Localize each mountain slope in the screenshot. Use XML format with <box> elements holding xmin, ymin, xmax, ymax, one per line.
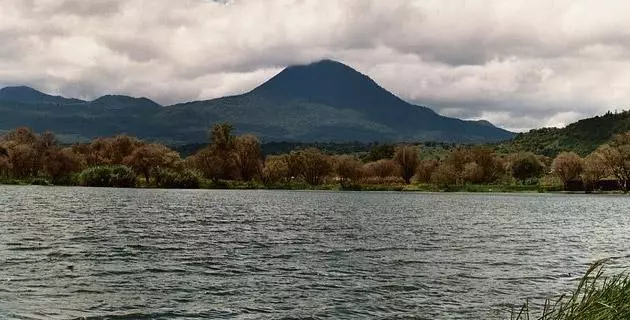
<box><xmin>495</xmin><ymin>110</ymin><xmax>630</xmax><ymax>156</ymax></box>
<box><xmin>0</xmin><ymin>86</ymin><xmax>84</xmax><ymax>105</ymax></box>
<box><xmin>167</xmin><ymin>60</ymin><xmax>514</xmax><ymax>143</ymax></box>
<box><xmin>0</xmin><ymin>60</ymin><xmax>515</xmax><ymax>144</ymax></box>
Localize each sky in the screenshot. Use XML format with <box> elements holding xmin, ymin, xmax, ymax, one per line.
<box><xmin>1</xmin><ymin>0</ymin><xmax>630</xmax><ymax>132</ymax></box>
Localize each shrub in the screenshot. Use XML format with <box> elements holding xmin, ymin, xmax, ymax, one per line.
<box><xmin>78</xmin><ymin>165</ymin><xmax>136</xmax><ymax>188</ymax></box>
<box><xmin>154</xmin><ymin>168</ymin><xmax>201</xmax><ymax>189</ymax></box>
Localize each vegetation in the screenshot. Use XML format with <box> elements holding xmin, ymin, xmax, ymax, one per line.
<box><xmin>511</xmin><ymin>259</ymin><xmax>630</xmax><ymax>320</ymax></box>
<box><xmin>497</xmin><ymin>110</ymin><xmax>630</xmax><ymax>157</ymax></box>
<box><xmin>2</xmin><ymin>123</ymin><xmax>630</xmax><ymax>192</ymax></box>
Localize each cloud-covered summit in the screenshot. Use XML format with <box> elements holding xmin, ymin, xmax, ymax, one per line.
<box><xmin>2</xmin><ymin>0</ymin><xmax>629</xmax><ymax>131</ymax></box>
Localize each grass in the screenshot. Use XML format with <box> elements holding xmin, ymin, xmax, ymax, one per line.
<box><xmin>511</xmin><ymin>259</ymin><xmax>630</xmax><ymax>320</ymax></box>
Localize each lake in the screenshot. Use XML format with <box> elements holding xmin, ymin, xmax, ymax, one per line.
<box><xmin>1</xmin><ymin>186</ymin><xmax>629</xmax><ymax>319</ymax></box>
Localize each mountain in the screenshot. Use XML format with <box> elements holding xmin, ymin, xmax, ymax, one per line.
<box><xmin>0</xmin><ymin>60</ymin><xmax>514</xmax><ymax>144</ymax></box>
<box><xmin>495</xmin><ymin>110</ymin><xmax>630</xmax><ymax>156</ymax></box>
<box><xmin>0</xmin><ymin>86</ymin><xmax>84</xmax><ymax>105</ymax></box>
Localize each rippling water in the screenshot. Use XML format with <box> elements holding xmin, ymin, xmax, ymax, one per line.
<box><xmin>1</xmin><ymin>186</ymin><xmax>630</xmax><ymax>319</ymax></box>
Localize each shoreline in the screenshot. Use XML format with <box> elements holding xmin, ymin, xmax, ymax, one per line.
<box><xmin>2</xmin><ymin>179</ymin><xmax>626</xmax><ymax>194</ymax></box>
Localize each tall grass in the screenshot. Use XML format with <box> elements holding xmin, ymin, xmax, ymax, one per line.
<box><xmin>511</xmin><ymin>259</ymin><xmax>630</xmax><ymax>320</ymax></box>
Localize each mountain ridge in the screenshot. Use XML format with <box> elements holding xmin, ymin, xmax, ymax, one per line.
<box><xmin>0</xmin><ymin>59</ymin><xmax>514</xmax><ymax>144</ymax></box>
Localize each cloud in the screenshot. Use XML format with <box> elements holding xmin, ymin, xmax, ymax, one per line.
<box><xmin>1</xmin><ymin>0</ymin><xmax>630</xmax><ymax>131</ymax></box>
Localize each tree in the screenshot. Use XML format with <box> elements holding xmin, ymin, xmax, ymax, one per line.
<box><xmin>364</xmin><ymin>143</ymin><xmax>395</xmax><ymax>162</ymax></box>
<box><xmin>43</xmin><ymin>148</ymin><xmax>83</xmax><ymax>182</ymax></box>
<box><xmin>551</xmin><ymin>152</ymin><xmax>583</xmax><ymax>190</ymax></box>
<box><xmin>581</xmin><ymin>152</ymin><xmax>609</xmax><ymax>192</ymax></box>
<box><xmin>431</xmin><ymin>164</ymin><xmax>458</xmax><ymax>187</ymax></box>
<box><xmin>262</xmin><ymin>155</ymin><xmax>289</xmax><ymax>185</ymax></box>
<box><xmin>466</xmin><ymin>146</ymin><xmax>504</xmax><ymax>183</ymax></box>
<box><xmin>333</xmin><ymin>155</ymin><xmax>363</xmax><ymax>186</ymax></box>
<box><xmin>287</xmin><ymin>148</ymin><xmax>332</xmax><ymax>185</ymax></box>
<box><xmin>234</xmin><ymin>134</ymin><xmax>262</xmax><ymax>181</ymax></box>
<box><xmin>442</xmin><ymin>148</ymin><xmax>469</xmax><ymax>185</ymax></box>
<box><xmin>208</xmin><ymin>123</ymin><xmax>238</xmax><ymax>180</ymax></box>
<box><xmin>363</xmin><ymin>159</ymin><xmax>399</xmax><ymax>180</ymax></box>
<box><xmin>7</xmin><ymin>144</ymin><xmax>39</xmax><ymax>178</ymax></box>
<box><xmin>415</xmin><ymin>159</ymin><xmax>439</xmax><ymax>183</ymax></box>
<box><xmin>3</xmin><ymin>127</ymin><xmax>37</xmax><ymax>145</ymax></box>
<box><xmin>86</xmin><ymin>138</ymin><xmax>114</xmax><ymax>166</ymax></box>
<box><xmin>124</xmin><ymin>143</ymin><xmax>181</xmax><ymax>183</ymax></box>
<box><xmin>394</xmin><ymin>145</ymin><xmax>420</xmax><ymax>184</ymax></box>
<box><xmin>509</xmin><ymin>152</ymin><xmax>545</xmax><ymax>183</ymax></box>
<box><xmin>462</xmin><ymin>162</ymin><xmax>485</xmax><ymax>184</ymax></box>
<box><xmin>108</xmin><ymin>135</ymin><xmax>141</xmax><ymax>164</ymax></box>
<box><xmin>186</xmin><ymin>147</ymin><xmax>223</xmax><ymax>182</ymax></box>
<box><xmin>595</xmin><ymin>132</ymin><xmax>630</xmax><ymax>191</ymax></box>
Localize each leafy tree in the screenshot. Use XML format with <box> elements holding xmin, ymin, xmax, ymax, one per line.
<box><xmin>124</xmin><ymin>143</ymin><xmax>181</xmax><ymax>183</ymax></box>
<box><xmin>509</xmin><ymin>152</ymin><xmax>545</xmax><ymax>183</ymax></box>
<box><xmin>286</xmin><ymin>148</ymin><xmax>332</xmax><ymax>185</ymax></box>
<box><xmin>363</xmin><ymin>159</ymin><xmax>399</xmax><ymax>180</ymax></box>
<box><xmin>462</xmin><ymin>162</ymin><xmax>485</xmax><ymax>184</ymax></box>
<box><xmin>581</xmin><ymin>152</ymin><xmax>609</xmax><ymax>192</ymax></box>
<box><xmin>431</xmin><ymin>164</ymin><xmax>458</xmax><ymax>187</ymax></box>
<box><xmin>394</xmin><ymin>145</ymin><xmax>420</xmax><ymax>184</ymax></box>
<box><xmin>364</xmin><ymin>143</ymin><xmax>395</xmax><ymax>162</ymax></box>
<box><xmin>7</xmin><ymin>144</ymin><xmax>39</xmax><ymax>178</ymax></box>
<box><xmin>439</xmin><ymin>147</ymin><xmax>469</xmax><ymax>185</ymax></box>
<box><xmin>466</xmin><ymin>146</ymin><xmax>504</xmax><ymax>183</ymax></box>
<box><xmin>208</xmin><ymin>123</ymin><xmax>238</xmax><ymax>180</ymax></box>
<box><xmin>333</xmin><ymin>155</ymin><xmax>363</xmax><ymax>186</ymax></box>
<box><xmin>3</xmin><ymin>127</ymin><xmax>38</xmax><ymax>145</ymax></box>
<box><xmin>551</xmin><ymin>152</ymin><xmax>583</xmax><ymax>190</ymax></box>
<box><xmin>109</xmin><ymin>135</ymin><xmax>141</xmax><ymax>164</ymax></box>
<box><xmin>234</xmin><ymin>134</ymin><xmax>262</xmax><ymax>181</ymax></box>
<box><xmin>595</xmin><ymin>142</ymin><xmax>630</xmax><ymax>192</ymax></box>
<box><xmin>43</xmin><ymin>147</ymin><xmax>84</xmax><ymax>182</ymax></box>
<box><xmin>415</xmin><ymin>159</ymin><xmax>439</xmax><ymax>183</ymax></box>
<box><xmin>262</xmin><ymin>155</ymin><xmax>289</xmax><ymax>185</ymax></box>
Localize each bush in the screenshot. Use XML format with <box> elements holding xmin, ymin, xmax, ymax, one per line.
<box><xmin>78</xmin><ymin>165</ymin><xmax>136</xmax><ymax>188</ymax></box>
<box><xmin>154</xmin><ymin>168</ymin><xmax>201</xmax><ymax>189</ymax></box>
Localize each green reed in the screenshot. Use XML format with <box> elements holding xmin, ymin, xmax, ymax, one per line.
<box><xmin>511</xmin><ymin>259</ymin><xmax>630</xmax><ymax>320</ymax></box>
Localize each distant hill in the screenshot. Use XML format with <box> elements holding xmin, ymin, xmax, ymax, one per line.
<box><xmin>0</xmin><ymin>59</ymin><xmax>514</xmax><ymax>144</ymax></box>
<box><xmin>495</xmin><ymin>110</ymin><xmax>630</xmax><ymax>156</ymax></box>
<box><xmin>0</xmin><ymin>86</ymin><xmax>84</xmax><ymax>105</ymax></box>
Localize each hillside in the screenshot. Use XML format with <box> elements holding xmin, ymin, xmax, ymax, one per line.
<box><xmin>0</xmin><ymin>60</ymin><xmax>514</xmax><ymax>144</ymax></box>
<box><xmin>495</xmin><ymin>110</ymin><xmax>630</xmax><ymax>156</ymax></box>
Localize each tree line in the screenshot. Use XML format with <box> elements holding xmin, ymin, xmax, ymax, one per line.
<box><xmin>1</xmin><ymin>124</ymin><xmax>630</xmax><ymax>191</ymax></box>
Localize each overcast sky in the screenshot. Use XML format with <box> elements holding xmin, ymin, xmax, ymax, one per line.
<box><xmin>2</xmin><ymin>0</ymin><xmax>630</xmax><ymax>132</ymax></box>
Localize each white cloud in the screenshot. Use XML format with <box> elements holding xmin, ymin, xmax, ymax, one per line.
<box><xmin>1</xmin><ymin>0</ymin><xmax>630</xmax><ymax>131</ymax></box>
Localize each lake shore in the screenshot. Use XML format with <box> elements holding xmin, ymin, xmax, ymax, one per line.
<box><xmin>3</xmin><ymin>178</ymin><xmax>625</xmax><ymax>194</ymax></box>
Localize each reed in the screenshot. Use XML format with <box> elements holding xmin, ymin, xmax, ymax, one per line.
<box><xmin>511</xmin><ymin>259</ymin><xmax>630</xmax><ymax>320</ymax></box>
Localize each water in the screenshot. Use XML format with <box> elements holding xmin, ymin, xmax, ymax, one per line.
<box><xmin>1</xmin><ymin>186</ymin><xmax>630</xmax><ymax>319</ymax></box>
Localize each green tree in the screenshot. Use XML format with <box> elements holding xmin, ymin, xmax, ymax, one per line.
<box><xmin>509</xmin><ymin>152</ymin><xmax>545</xmax><ymax>183</ymax></box>
<box><xmin>364</xmin><ymin>143</ymin><xmax>395</xmax><ymax>162</ymax></box>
